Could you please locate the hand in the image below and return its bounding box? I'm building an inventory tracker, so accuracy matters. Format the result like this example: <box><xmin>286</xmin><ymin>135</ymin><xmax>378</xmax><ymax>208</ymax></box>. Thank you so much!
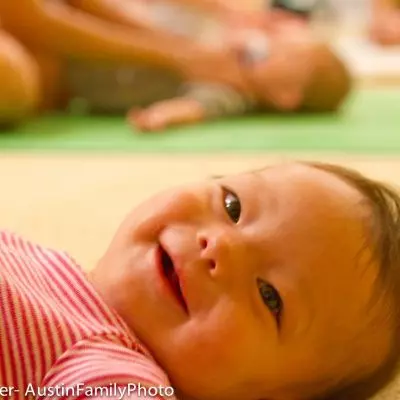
<box><xmin>370</xmin><ymin>11</ymin><xmax>400</xmax><ymax>45</ymax></box>
<box><xmin>128</xmin><ymin>98</ymin><xmax>206</xmax><ymax>133</ymax></box>
<box><xmin>128</xmin><ymin>107</ymin><xmax>167</xmax><ymax>133</ymax></box>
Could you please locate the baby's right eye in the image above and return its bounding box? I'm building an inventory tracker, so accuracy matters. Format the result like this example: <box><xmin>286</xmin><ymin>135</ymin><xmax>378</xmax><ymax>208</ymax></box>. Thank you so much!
<box><xmin>221</xmin><ymin>186</ymin><xmax>241</xmax><ymax>223</ymax></box>
<box><xmin>257</xmin><ymin>279</ymin><xmax>282</xmax><ymax>323</ymax></box>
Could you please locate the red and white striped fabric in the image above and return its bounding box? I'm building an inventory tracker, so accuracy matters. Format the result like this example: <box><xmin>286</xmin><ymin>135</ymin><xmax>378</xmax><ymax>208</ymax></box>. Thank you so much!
<box><xmin>0</xmin><ymin>231</ymin><xmax>176</xmax><ymax>399</ymax></box>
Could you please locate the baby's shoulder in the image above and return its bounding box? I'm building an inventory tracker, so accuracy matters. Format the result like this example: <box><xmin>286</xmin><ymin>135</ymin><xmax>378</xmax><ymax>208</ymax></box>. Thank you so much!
<box><xmin>0</xmin><ymin>229</ymin><xmax>137</xmax><ymax>346</ymax></box>
<box><xmin>41</xmin><ymin>335</ymin><xmax>175</xmax><ymax>397</ymax></box>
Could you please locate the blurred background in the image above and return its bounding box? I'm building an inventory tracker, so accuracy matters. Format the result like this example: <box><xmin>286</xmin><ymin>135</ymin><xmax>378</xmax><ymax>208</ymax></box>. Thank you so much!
<box><xmin>0</xmin><ymin>2</ymin><xmax>399</xmax><ymax>396</ymax></box>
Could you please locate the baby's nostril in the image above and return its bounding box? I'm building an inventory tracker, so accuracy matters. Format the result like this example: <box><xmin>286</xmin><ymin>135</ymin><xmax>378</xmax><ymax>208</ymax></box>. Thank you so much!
<box><xmin>199</xmin><ymin>238</ymin><xmax>208</xmax><ymax>249</ymax></box>
<box><xmin>199</xmin><ymin>237</ymin><xmax>215</xmax><ymax>269</ymax></box>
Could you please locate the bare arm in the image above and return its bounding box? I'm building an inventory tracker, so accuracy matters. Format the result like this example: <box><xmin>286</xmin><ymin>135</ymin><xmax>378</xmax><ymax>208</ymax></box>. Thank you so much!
<box><xmin>66</xmin><ymin>0</ymin><xmax>158</xmax><ymax>30</ymax></box>
<box><xmin>70</xmin><ymin>0</ymin><xmax>238</xmax><ymax>24</ymax></box>
<box><xmin>130</xmin><ymin>83</ymin><xmax>254</xmax><ymax>132</ymax></box>
<box><xmin>168</xmin><ymin>0</ymin><xmax>234</xmax><ymax>15</ymax></box>
<box><xmin>0</xmin><ymin>0</ymin><xmax>205</xmax><ymax>72</ymax></box>
<box><xmin>129</xmin><ymin>97</ymin><xmax>206</xmax><ymax>132</ymax></box>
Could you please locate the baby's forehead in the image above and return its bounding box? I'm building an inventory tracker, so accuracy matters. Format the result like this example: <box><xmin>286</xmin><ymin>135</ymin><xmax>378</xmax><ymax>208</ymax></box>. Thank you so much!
<box><xmin>232</xmin><ymin>163</ymin><xmax>371</xmax><ymax>245</ymax></box>
<box><xmin>236</xmin><ymin>163</ymin><xmax>365</xmax><ymax>205</ymax></box>
<box><xmin>216</xmin><ymin>164</ymin><xmax>371</xmax><ymax>258</ymax></box>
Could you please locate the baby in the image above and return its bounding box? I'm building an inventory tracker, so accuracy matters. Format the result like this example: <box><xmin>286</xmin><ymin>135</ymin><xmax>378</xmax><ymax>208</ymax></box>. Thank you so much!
<box><xmin>129</xmin><ymin>20</ymin><xmax>353</xmax><ymax>132</ymax></box>
<box><xmin>65</xmin><ymin>0</ymin><xmax>352</xmax><ymax>131</ymax></box>
<box><xmin>1</xmin><ymin>161</ymin><xmax>400</xmax><ymax>400</ymax></box>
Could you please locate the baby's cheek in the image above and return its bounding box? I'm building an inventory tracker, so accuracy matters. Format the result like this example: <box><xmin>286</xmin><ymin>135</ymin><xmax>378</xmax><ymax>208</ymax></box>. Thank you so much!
<box><xmin>179</xmin><ymin>306</ymin><xmax>261</xmax><ymax>372</ymax></box>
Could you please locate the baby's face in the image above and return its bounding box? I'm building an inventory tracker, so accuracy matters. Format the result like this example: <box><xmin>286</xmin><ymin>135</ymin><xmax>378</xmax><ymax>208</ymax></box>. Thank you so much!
<box><xmin>95</xmin><ymin>163</ymin><xmax>390</xmax><ymax>400</ymax></box>
<box><xmin>239</xmin><ymin>27</ymin><xmax>316</xmax><ymax>111</ymax></box>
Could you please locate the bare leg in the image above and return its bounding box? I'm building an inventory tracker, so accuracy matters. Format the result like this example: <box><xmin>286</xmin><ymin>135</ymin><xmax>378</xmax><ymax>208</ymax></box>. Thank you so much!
<box><xmin>0</xmin><ymin>30</ymin><xmax>40</xmax><ymax>127</ymax></box>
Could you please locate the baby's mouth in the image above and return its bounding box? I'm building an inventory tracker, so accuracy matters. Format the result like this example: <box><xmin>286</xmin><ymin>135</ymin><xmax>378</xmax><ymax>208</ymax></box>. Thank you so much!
<box><xmin>158</xmin><ymin>244</ymin><xmax>188</xmax><ymax>313</ymax></box>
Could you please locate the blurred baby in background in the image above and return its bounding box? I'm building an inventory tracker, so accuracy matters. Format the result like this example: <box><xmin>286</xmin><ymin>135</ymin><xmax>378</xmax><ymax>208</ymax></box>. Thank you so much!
<box><xmin>68</xmin><ymin>0</ymin><xmax>352</xmax><ymax>132</ymax></box>
<box><xmin>126</xmin><ymin>0</ymin><xmax>352</xmax><ymax>132</ymax></box>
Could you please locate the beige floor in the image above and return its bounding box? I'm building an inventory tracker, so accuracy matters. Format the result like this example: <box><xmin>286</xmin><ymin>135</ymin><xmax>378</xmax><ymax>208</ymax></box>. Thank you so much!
<box><xmin>1</xmin><ymin>152</ymin><xmax>400</xmax><ymax>399</ymax></box>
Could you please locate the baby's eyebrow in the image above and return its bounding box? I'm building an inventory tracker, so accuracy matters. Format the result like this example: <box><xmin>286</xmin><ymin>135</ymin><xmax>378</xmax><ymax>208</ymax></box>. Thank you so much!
<box><xmin>209</xmin><ymin>166</ymin><xmax>272</xmax><ymax>181</ymax></box>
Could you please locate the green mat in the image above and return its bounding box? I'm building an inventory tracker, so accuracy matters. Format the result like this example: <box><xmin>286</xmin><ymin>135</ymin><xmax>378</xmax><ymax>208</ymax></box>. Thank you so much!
<box><xmin>0</xmin><ymin>89</ymin><xmax>399</xmax><ymax>153</ymax></box>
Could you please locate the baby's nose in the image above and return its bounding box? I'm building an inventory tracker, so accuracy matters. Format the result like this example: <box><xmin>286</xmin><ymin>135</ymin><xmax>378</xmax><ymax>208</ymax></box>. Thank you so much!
<box><xmin>197</xmin><ymin>226</ymin><xmax>241</xmax><ymax>273</ymax></box>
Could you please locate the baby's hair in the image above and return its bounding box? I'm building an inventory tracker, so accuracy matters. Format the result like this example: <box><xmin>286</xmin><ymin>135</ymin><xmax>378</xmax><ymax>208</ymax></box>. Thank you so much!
<box><xmin>301</xmin><ymin>44</ymin><xmax>353</xmax><ymax>113</ymax></box>
<box><xmin>302</xmin><ymin>161</ymin><xmax>400</xmax><ymax>400</ymax></box>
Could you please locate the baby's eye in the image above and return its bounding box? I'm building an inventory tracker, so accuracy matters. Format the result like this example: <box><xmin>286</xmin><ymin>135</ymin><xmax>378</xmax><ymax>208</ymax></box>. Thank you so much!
<box><xmin>257</xmin><ymin>279</ymin><xmax>282</xmax><ymax>320</ymax></box>
<box><xmin>222</xmin><ymin>186</ymin><xmax>241</xmax><ymax>223</ymax></box>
